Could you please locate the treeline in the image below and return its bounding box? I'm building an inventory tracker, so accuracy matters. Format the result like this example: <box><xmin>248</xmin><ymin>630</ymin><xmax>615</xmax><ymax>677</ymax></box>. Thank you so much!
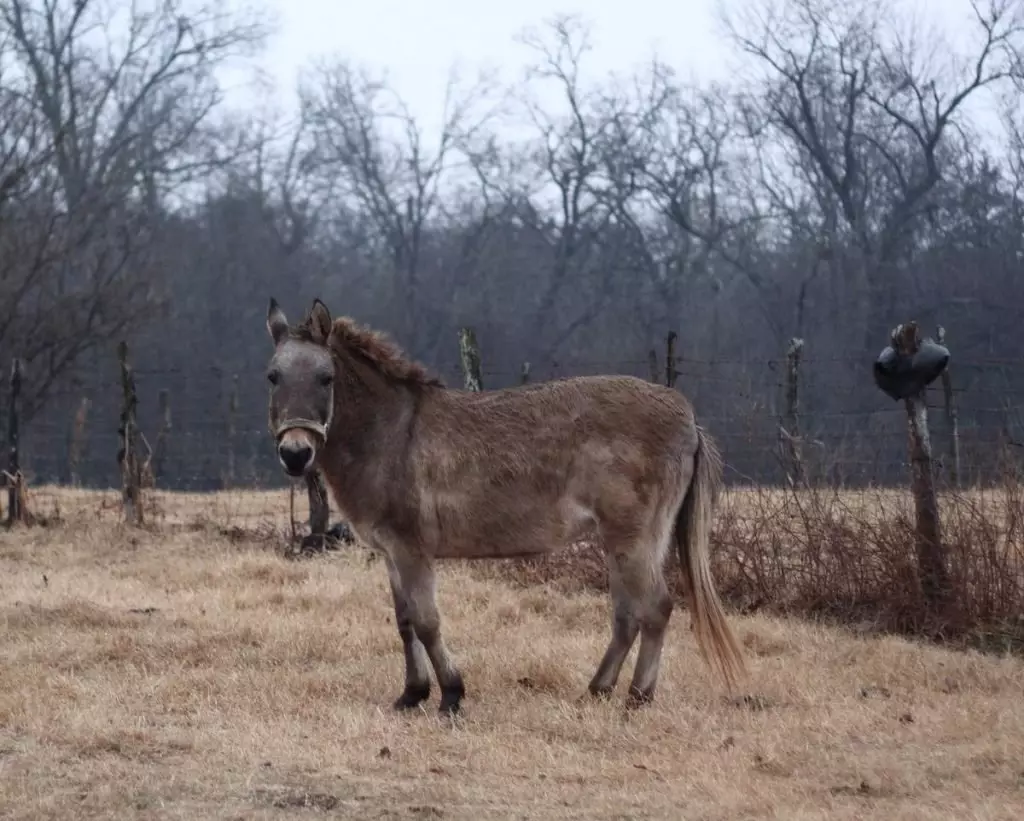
<box><xmin>2</xmin><ymin>0</ymin><xmax>1024</xmax><ymax>490</ymax></box>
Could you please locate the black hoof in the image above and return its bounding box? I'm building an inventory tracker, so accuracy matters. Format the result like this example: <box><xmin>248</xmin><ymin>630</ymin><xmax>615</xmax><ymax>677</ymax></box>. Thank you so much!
<box><xmin>438</xmin><ymin>701</ymin><xmax>461</xmax><ymax>718</ymax></box>
<box><xmin>625</xmin><ymin>686</ymin><xmax>655</xmax><ymax>709</ymax></box>
<box><xmin>438</xmin><ymin>679</ymin><xmax>465</xmax><ymax>717</ymax></box>
<box><xmin>392</xmin><ymin>682</ymin><xmax>431</xmax><ymax>711</ymax></box>
<box><xmin>586</xmin><ymin>684</ymin><xmax>615</xmax><ymax>701</ymax></box>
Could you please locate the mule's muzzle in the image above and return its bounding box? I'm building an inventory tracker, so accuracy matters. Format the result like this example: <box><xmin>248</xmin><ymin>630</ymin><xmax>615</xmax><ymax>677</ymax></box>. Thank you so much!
<box><xmin>278</xmin><ymin>439</ymin><xmax>314</xmax><ymax>476</ymax></box>
<box><xmin>274</xmin><ymin>420</ymin><xmax>325</xmax><ymax>477</ymax></box>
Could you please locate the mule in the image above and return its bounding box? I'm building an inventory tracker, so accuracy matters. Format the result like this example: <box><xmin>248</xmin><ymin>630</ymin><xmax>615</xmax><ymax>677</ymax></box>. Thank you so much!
<box><xmin>264</xmin><ymin>297</ymin><xmax>747</xmax><ymax>715</ymax></box>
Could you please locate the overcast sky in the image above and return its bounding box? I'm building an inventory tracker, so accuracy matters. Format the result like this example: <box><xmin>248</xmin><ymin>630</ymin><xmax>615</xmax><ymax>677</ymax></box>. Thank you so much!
<box><xmin>253</xmin><ymin>0</ymin><xmax>729</xmax><ymax>115</ymax></box>
<box><xmin>227</xmin><ymin>0</ymin><xmax>1008</xmax><ymax>150</ymax></box>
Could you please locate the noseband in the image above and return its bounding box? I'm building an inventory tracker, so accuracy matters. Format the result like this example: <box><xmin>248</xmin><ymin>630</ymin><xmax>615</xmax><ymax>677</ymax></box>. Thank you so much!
<box><xmin>274</xmin><ymin>418</ymin><xmax>328</xmax><ymax>441</ymax></box>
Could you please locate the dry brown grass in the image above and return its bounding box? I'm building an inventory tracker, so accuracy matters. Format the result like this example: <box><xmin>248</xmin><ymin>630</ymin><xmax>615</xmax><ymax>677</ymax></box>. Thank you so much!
<box><xmin>468</xmin><ymin>482</ymin><xmax>1024</xmax><ymax>652</ymax></box>
<box><xmin>3</xmin><ymin>490</ymin><xmax>1024</xmax><ymax>819</ymax></box>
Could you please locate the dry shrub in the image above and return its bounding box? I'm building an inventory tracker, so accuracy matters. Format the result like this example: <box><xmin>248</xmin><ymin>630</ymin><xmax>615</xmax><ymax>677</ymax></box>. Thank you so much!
<box><xmin>485</xmin><ymin>473</ymin><xmax>1024</xmax><ymax>652</ymax></box>
<box><xmin>712</xmin><ymin>482</ymin><xmax>1024</xmax><ymax>637</ymax></box>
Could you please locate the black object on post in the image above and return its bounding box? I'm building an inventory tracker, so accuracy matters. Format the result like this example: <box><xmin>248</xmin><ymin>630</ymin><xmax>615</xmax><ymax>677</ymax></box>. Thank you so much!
<box><xmin>873</xmin><ymin>330</ymin><xmax>950</xmax><ymax>401</ymax></box>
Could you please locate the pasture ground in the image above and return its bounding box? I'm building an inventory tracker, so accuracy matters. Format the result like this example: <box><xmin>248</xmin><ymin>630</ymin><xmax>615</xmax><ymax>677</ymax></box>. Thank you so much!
<box><xmin>1</xmin><ymin>488</ymin><xmax>1023</xmax><ymax>820</ymax></box>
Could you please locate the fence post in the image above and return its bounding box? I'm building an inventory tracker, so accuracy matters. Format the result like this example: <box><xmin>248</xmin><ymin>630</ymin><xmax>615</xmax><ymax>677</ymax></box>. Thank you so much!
<box><xmin>117</xmin><ymin>341</ymin><xmax>144</xmax><ymax>525</ymax></box>
<box><xmin>877</xmin><ymin>322</ymin><xmax>953</xmax><ymax>619</ymax></box>
<box><xmin>648</xmin><ymin>349</ymin><xmax>659</xmax><ymax>383</ymax></box>
<box><xmin>151</xmin><ymin>389</ymin><xmax>171</xmax><ymax>485</ymax></box>
<box><xmin>288</xmin><ymin>471</ymin><xmax>332</xmax><ymax>556</ymax></box>
<box><xmin>68</xmin><ymin>397</ymin><xmax>90</xmax><ymax>486</ymax></box>
<box><xmin>306</xmin><ymin>470</ymin><xmax>330</xmax><ymax>540</ymax></box>
<box><xmin>665</xmin><ymin>331</ymin><xmax>678</xmax><ymax>388</ymax></box>
<box><xmin>458</xmin><ymin>327</ymin><xmax>483</xmax><ymax>392</ymax></box>
<box><xmin>935</xmin><ymin>326</ymin><xmax>960</xmax><ymax>488</ymax></box>
<box><xmin>6</xmin><ymin>359</ymin><xmax>22</xmax><ymax>527</ymax></box>
<box><xmin>779</xmin><ymin>337</ymin><xmax>806</xmax><ymax>486</ymax></box>
<box><xmin>520</xmin><ymin>362</ymin><xmax>531</xmax><ymax>385</ymax></box>
<box><xmin>225</xmin><ymin>374</ymin><xmax>239</xmax><ymax>488</ymax></box>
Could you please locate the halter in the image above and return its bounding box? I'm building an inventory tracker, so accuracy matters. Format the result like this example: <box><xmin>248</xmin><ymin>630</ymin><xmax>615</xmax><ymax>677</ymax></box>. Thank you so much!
<box><xmin>274</xmin><ymin>418</ymin><xmax>329</xmax><ymax>441</ymax></box>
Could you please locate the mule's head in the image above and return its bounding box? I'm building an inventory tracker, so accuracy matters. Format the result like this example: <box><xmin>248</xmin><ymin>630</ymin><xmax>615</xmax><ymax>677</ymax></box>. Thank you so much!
<box><xmin>265</xmin><ymin>297</ymin><xmax>335</xmax><ymax>477</ymax></box>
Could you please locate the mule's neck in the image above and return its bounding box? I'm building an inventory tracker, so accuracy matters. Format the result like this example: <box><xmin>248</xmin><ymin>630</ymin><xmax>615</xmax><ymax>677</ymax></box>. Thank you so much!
<box><xmin>320</xmin><ymin>352</ymin><xmax>424</xmax><ymax>488</ymax></box>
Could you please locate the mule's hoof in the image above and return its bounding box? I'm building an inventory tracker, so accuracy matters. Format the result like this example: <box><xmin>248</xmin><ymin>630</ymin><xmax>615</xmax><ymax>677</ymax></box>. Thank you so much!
<box><xmin>585</xmin><ymin>684</ymin><xmax>615</xmax><ymax>702</ymax></box>
<box><xmin>437</xmin><ymin>680</ymin><xmax>465</xmax><ymax>717</ymax></box>
<box><xmin>392</xmin><ymin>683</ymin><xmax>431</xmax><ymax>711</ymax></box>
<box><xmin>625</xmin><ymin>686</ymin><xmax>655</xmax><ymax>710</ymax></box>
<box><xmin>438</xmin><ymin>700</ymin><xmax>461</xmax><ymax>718</ymax></box>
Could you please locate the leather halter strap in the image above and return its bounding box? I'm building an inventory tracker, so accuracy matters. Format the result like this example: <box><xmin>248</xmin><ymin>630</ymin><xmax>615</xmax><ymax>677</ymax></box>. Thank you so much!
<box><xmin>274</xmin><ymin>418</ymin><xmax>328</xmax><ymax>440</ymax></box>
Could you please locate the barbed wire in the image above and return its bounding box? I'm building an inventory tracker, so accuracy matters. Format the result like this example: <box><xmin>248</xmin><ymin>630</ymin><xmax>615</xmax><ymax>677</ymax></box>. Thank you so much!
<box><xmin>5</xmin><ymin>352</ymin><xmax>1023</xmax><ymax>511</ymax></box>
<box><xmin>12</xmin><ymin>351</ymin><xmax>1024</xmax><ymax>385</ymax></box>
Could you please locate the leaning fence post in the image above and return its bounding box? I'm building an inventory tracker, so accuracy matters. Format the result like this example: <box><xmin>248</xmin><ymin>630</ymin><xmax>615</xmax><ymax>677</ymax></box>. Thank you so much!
<box><xmin>458</xmin><ymin>327</ymin><xmax>483</xmax><ymax>392</ymax></box>
<box><xmin>873</xmin><ymin>322</ymin><xmax>953</xmax><ymax>618</ymax></box>
<box><xmin>225</xmin><ymin>374</ymin><xmax>239</xmax><ymax>488</ymax></box>
<box><xmin>306</xmin><ymin>470</ymin><xmax>329</xmax><ymax>539</ymax></box>
<box><xmin>779</xmin><ymin>337</ymin><xmax>806</xmax><ymax>486</ymax></box>
<box><xmin>665</xmin><ymin>331</ymin><xmax>678</xmax><ymax>388</ymax></box>
<box><xmin>935</xmin><ymin>326</ymin><xmax>960</xmax><ymax>488</ymax></box>
<box><xmin>117</xmin><ymin>341</ymin><xmax>144</xmax><ymax>525</ymax></box>
<box><xmin>6</xmin><ymin>359</ymin><xmax>22</xmax><ymax>527</ymax></box>
<box><xmin>288</xmin><ymin>471</ymin><xmax>332</xmax><ymax>556</ymax></box>
<box><xmin>150</xmin><ymin>389</ymin><xmax>171</xmax><ymax>485</ymax></box>
<box><xmin>68</xmin><ymin>397</ymin><xmax>90</xmax><ymax>486</ymax></box>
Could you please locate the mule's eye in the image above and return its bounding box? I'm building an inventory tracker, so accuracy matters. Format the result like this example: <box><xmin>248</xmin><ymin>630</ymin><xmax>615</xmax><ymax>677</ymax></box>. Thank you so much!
<box><xmin>317</xmin><ymin>373</ymin><xmax>333</xmax><ymax>387</ymax></box>
<box><xmin>267</xmin><ymin>370</ymin><xmax>280</xmax><ymax>386</ymax></box>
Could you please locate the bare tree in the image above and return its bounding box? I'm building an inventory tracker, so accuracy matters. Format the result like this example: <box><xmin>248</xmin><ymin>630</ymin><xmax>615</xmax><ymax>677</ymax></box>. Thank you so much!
<box><xmin>500</xmin><ymin>14</ymin><xmax>637</xmax><ymax>364</ymax></box>
<box><xmin>721</xmin><ymin>0</ymin><xmax>1024</xmax><ymax>348</ymax></box>
<box><xmin>627</xmin><ymin>79</ymin><xmax>756</xmax><ymax>345</ymax></box>
<box><xmin>0</xmin><ymin>0</ymin><xmax>269</xmax><ymax>419</ymax></box>
<box><xmin>299</xmin><ymin>58</ymin><xmax>497</xmax><ymax>350</ymax></box>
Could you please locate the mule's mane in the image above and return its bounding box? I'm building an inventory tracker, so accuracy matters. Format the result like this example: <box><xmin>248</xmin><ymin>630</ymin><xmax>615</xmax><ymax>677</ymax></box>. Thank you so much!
<box><xmin>325</xmin><ymin>317</ymin><xmax>445</xmax><ymax>388</ymax></box>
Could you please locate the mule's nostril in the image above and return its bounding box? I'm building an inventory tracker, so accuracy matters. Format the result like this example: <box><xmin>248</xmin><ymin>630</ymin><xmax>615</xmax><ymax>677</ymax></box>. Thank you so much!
<box><xmin>278</xmin><ymin>442</ymin><xmax>314</xmax><ymax>475</ymax></box>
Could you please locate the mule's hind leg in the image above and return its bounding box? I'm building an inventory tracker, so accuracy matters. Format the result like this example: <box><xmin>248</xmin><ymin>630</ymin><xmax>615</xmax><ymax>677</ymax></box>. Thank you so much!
<box><xmin>625</xmin><ymin>574</ymin><xmax>673</xmax><ymax>708</ymax></box>
<box><xmin>588</xmin><ymin>539</ymin><xmax>674</xmax><ymax>707</ymax></box>
<box><xmin>587</xmin><ymin>570</ymin><xmax>641</xmax><ymax>698</ymax></box>
<box><xmin>385</xmin><ymin>555</ymin><xmax>433</xmax><ymax>710</ymax></box>
<box><xmin>621</xmin><ymin>516</ymin><xmax>677</xmax><ymax>708</ymax></box>
<box><xmin>393</xmin><ymin>555</ymin><xmax>466</xmax><ymax>716</ymax></box>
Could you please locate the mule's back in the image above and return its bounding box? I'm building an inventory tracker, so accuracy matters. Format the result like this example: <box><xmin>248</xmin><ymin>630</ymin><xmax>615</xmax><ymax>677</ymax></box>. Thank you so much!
<box><xmin>407</xmin><ymin>375</ymin><xmax>700</xmax><ymax>559</ymax></box>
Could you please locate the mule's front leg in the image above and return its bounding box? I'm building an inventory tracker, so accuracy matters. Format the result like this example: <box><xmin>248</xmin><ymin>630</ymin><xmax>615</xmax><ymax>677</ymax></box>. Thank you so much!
<box><xmin>385</xmin><ymin>556</ymin><xmax>433</xmax><ymax>711</ymax></box>
<box><xmin>400</xmin><ymin>559</ymin><xmax>466</xmax><ymax>716</ymax></box>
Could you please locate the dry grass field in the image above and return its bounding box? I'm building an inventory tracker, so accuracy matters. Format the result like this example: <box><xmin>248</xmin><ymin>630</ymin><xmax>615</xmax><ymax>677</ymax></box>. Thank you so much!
<box><xmin>2</xmin><ymin>487</ymin><xmax>1024</xmax><ymax>819</ymax></box>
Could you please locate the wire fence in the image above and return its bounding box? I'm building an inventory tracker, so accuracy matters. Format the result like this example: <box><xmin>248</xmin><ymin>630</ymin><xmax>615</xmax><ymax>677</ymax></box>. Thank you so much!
<box><xmin>4</xmin><ymin>346</ymin><xmax>1024</xmax><ymax>527</ymax></box>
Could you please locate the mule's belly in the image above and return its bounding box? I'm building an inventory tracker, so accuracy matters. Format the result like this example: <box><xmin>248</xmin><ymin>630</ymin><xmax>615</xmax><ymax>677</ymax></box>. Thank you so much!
<box><xmin>422</xmin><ymin>488</ymin><xmax>595</xmax><ymax>560</ymax></box>
<box><xmin>430</xmin><ymin>542</ymin><xmax>553</xmax><ymax>560</ymax></box>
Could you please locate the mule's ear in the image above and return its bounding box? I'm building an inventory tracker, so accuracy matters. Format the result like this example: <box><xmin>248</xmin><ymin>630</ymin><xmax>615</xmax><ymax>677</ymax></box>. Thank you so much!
<box><xmin>267</xmin><ymin>297</ymin><xmax>289</xmax><ymax>345</ymax></box>
<box><xmin>308</xmin><ymin>298</ymin><xmax>332</xmax><ymax>344</ymax></box>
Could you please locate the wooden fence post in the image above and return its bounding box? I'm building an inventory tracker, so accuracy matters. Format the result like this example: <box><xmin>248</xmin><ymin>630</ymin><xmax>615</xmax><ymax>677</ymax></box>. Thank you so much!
<box><xmin>151</xmin><ymin>389</ymin><xmax>171</xmax><ymax>485</ymax></box>
<box><xmin>6</xmin><ymin>359</ymin><xmax>22</xmax><ymax>527</ymax></box>
<box><xmin>648</xmin><ymin>349</ymin><xmax>659</xmax><ymax>383</ymax></box>
<box><xmin>520</xmin><ymin>362</ymin><xmax>531</xmax><ymax>385</ymax></box>
<box><xmin>117</xmin><ymin>341</ymin><xmax>144</xmax><ymax>525</ymax></box>
<box><xmin>68</xmin><ymin>397</ymin><xmax>90</xmax><ymax>486</ymax></box>
<box><xmin>883</xmin><ymin>322</ymin><xmax>953</xmax><ymax>618</ymax></box>
<box><xmin>779</xmin><ymin>337</ymin><xmax>806</xmax><ymax>486</ymax></box>
<box><xmin>935</xmin><ymin>326</ymin><xmax>960</xmax><ymax>488</ymax></box>
<box><xmin>458</xmin><ymin>327</ymin><xmax>483</xmax><ymax>392</ymax></box>
<box><xmin>288</xmin><ymin>471</ymin><xmax>332</xmax><ymax>556</ymax></box>
<box><xmin>225</xmin><ymin>374</ymin><xmax>239</xmax><ymax>488</ymax></box>
<box><xmin>665</xmin><ymin>331</ymin><xmax>678</xmax><ymax>388</ymax></box>
<box><xmin>306</xmin><ymin>471</ymin><xmax>329</xmax><ymax>540</ymax></box>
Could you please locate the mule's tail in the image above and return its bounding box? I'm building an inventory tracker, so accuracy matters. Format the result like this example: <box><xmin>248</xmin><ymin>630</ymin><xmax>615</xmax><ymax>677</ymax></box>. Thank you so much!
<box><xmin>676</xmin><ymin>424</ymin><xmax>747</xmax><ymax>691</ymax></box>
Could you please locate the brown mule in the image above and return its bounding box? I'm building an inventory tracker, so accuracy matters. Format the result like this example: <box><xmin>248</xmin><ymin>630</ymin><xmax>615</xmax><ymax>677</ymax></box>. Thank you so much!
<box><xmin>265</xmin><ymin>298</ymin><xmax>747</xmax><ymax>715</ymax></box>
